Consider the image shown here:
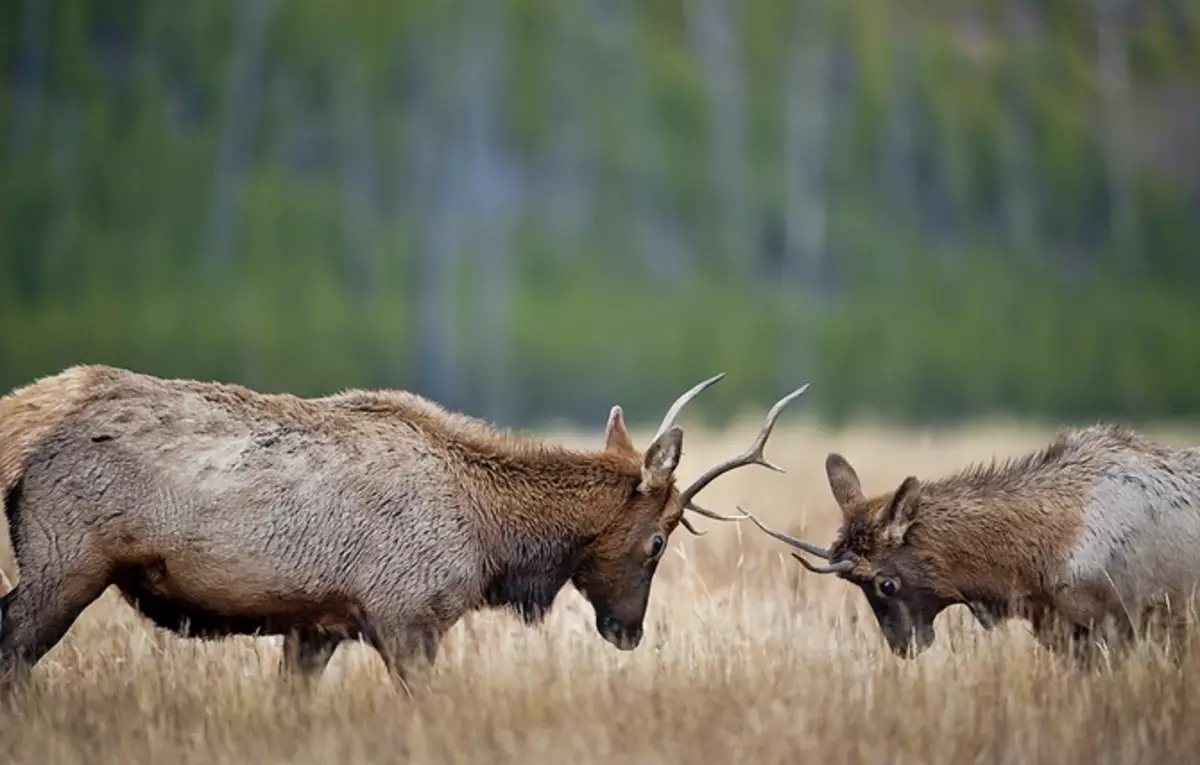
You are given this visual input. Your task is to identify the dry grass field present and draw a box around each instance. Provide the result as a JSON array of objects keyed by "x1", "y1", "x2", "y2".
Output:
[{"x1": 3, "y1": 420, "x2": 1200, "y2": 764}]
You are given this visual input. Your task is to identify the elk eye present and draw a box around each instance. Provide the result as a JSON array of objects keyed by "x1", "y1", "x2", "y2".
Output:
[
  {"x1": 649, "y1": 534, "x2": 665, "y2": 558},
  {"x1": 878, "y1": 578, "x2": 898, "y2": 598}
]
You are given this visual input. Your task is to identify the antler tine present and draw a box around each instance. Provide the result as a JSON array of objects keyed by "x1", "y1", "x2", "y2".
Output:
[
  {"x1": 685, "y1": 501, "x2": 746, "y2": 522},
  {"x1": 736, "y1": 506, "x2": 833, "y2": 560},
  {"x1": 652, "y1": 373, "x2": 726, "y2": 442},
  {"x1": 735, "y1": 507, "x2": 855, "y2": 575},
  {"x1": 676, "y1": 383, "x2": 811, "y2": 515},
  {"x1": 678, "y1": 516, "x2": 706, "y2": 536},
  {"x1": 673, "y1": 502, "x2": 745, "y2": 537},
  {"x1": 791, "y1": 553, "x2": 856, "y2": 576}
]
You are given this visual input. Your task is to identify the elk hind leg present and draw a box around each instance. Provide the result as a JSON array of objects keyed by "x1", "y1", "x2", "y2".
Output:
[{"x1": 0, "y1": 555, "x2": 112, "y2": 693}]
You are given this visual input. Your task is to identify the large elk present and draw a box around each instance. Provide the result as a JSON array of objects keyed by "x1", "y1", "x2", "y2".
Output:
[
  {"x1": 0, "y1": 365, "x2": 806, "y2": 691},
  {"x1": 741, "y1": 424, "x2": 1200, "y2": 662}
]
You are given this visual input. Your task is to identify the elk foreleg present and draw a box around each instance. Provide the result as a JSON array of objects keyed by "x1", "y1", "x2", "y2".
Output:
[
  {"x1": 1029, "y1": 610, "x2": 1094, "y2": 664},
  {"x1": 1029, "y1": 609, "x2": 1139, "y2": 670},
  {"x1": 279, "y1": 627, "x2": 342, "y2": 686},
  {"x1": 361, "y1": 616, "x2": 442, "y2": 697}
]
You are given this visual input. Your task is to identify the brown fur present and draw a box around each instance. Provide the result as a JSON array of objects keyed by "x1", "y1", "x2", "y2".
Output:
[
  {"x1": 812, "y1": 424, "x2": 1200, "y2": 661},
  {"x1": 0, "y1": 365, "x2": 701, "y2": 690}
]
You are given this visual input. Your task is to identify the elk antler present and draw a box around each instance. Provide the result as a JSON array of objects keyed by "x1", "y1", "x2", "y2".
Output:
[
  {"x1": 652, "y1": 372, "x2": 726, "y2": 442},
  {"x1": 674, "y1": 384, "x2": 811, "y2": 532},
  {"x1": 736, "y1": 506, "x2": 855, "y2": 575}
]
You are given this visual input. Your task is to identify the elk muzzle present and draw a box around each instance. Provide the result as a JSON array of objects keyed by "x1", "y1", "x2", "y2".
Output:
[
  {"x1": 880, "y1": 619, "x2": 937, "y2": 659},
  {"x1": 867, "y1": 591, "x2": 944, "y2": 659},
  {"x1": 572, "y1": 557, "x2": 654, "y2": 652},
  {"x1": 597, "y1": 613, "x2": 643, "y2": 651}
]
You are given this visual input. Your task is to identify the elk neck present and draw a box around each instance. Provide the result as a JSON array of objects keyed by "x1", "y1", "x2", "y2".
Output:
[
  {"x1": 456, "y1": 444, "x2": 642, "y2": 623},
  {"x1": 911, "y1": 483, "x2": 1085, "y2": 613}
]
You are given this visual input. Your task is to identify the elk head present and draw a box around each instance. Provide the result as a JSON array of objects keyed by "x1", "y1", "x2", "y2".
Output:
[
  {"x1": 572, "y1": 374, "x2": 809, "y2": 651},
  {"x1": 740, "y1": 453, "x2": 964, "y2": 659}
]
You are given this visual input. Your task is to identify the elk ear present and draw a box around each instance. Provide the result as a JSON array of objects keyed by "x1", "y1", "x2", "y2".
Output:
[
  {"x1": 639, "y1": 426, "x2": 683, "y2": 494},
  {"x1": 825, "y1": 453, "x2": 864, "y2": 512},
  {"x1": 603, "y1": 405, "x2": 637, "y2": 453},
  {"x1": 882, "y1": 476, "x2": 921, "y2": 543}
]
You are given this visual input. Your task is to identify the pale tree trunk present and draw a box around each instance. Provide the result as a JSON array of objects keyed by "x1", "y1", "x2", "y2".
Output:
[
  {"x1": 203, "y1": 0, "x2": 272, "y2": 277},
  {"x1": 541, "y1": 6, "x2": 593, "y2": 257},
  {"x1": 8, "y1": 0, "x2": 48, "y2": 157},
  {"x1": 409, "y1": 15, "x2": 464, "y2": 410},
  {"x1": 782, "y1": 0, "x2": 833, "y2": 289},
  {"x1": 929, "y1": 105, "x2": 967, "y2": 252},
  {"x1": 781, "y1": 0, "x2": 834, "y2": 397},
  {"x1": 880, "y1": 11, "x2": 919, "y2": 224},
  {"x1": 999, "y1": 1, "x2": 1040, "y2": 261},
  {"x1": 928, "y1": 9, "x2": 973, "y2": 253},
  {"x1": 410, "y1": 128, "x2": 464, "y2": 410},
  {"x1": 333, "y1": 47, "x2": 381, "y2": 298},
  {"x1": 12, "y1": 0, "x2": 81, "y2": 300},
  {"x1": 594, "y1": 0, "x2": 688, "y2": 283},
  {"x1": 1095, "y1": 0, "x2": 1141, "y2": 268},
  {"x1": 460, "y1": 0, "x2": 516, "y2": 424},
  {"x1": 685, "y1": 0, "x2": 754, "y2": 278},
  {"x1": 202, "y1": 0, "x2": 273, "y2": 386}
]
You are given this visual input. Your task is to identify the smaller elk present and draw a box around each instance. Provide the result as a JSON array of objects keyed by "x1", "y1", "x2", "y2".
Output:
[
  {"x1": 740, "y1": 424, "x2": 1200, "y2": 662},
  {"x1": 0, "y1": 365, "x2": 807, "y2": 692}
]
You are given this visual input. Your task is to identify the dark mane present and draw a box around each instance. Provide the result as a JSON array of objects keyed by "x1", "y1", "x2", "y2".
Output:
[{"x1": 482, "y1": 535, "x2": 587, "y2": 624}]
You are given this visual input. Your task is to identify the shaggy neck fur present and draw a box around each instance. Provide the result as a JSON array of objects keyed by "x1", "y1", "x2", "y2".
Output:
[
  {"x1": 909, "y1": 451, "x2": 1087, "y2": 617},
  {"x1": 459, "y1": 445, "x2": 641, "y2": 623}
]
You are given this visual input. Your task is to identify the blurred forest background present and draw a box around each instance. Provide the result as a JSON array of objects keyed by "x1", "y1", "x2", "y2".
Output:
[{"x1": 1, "y1": 0, "x2": 1198, "y2": 429}]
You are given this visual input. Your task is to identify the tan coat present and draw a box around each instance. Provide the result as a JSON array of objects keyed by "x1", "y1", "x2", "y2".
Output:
[{"x1": 0, "y1": 364, "x2": 737, "y2": 688}]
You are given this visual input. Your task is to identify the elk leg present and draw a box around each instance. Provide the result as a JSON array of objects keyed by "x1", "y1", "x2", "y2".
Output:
[
  {"x1": 1031, "y1": 611, "x2": 1128, "y2": 670},
  {"x1": 362, "y1": 618, "x2": 442, "y2": 696},
  {"x1": 1029, "y1": 611, "x2": 1093, "y2": 663},
  {"x1": 1135, "y1": 601, "x2": 1191, "y2": 662},
  {"x1": 280, "y1": 628, "x2": 341, "y2": 685},
  {"x1": 1163, "y1": 616, "x2": 1193, "y2": 666},
  {"x1": 0, "y1": 557, "x2": 111, "y2": 693}
]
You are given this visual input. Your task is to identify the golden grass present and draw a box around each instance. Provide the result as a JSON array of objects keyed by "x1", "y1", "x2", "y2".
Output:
[{"x1": 3, "y1": 421, "x2": 1200, "y2": 764}]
